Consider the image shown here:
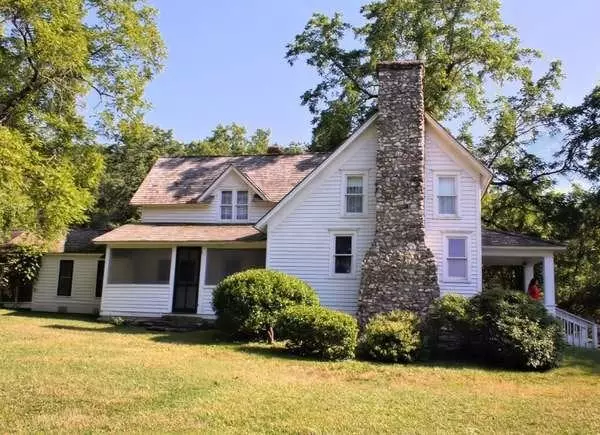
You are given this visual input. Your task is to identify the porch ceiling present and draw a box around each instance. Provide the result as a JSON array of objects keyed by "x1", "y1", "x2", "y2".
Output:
[{"x1": 93, "y1": 224, "x2": 265, "y2": 244}]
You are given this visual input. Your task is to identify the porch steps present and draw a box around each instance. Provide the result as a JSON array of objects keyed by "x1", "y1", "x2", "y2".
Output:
[{"x1": 129, "y1": 315, "x2": 212, "y2": 333}]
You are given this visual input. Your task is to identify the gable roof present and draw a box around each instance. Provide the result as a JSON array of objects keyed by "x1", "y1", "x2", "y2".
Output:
[
  {"x1": 255, "y1": 113, "x2": 491, "y2": 230},
  {"x1": 482, "y1": 228, "x2": 565, "y2": 249},
  {"x1": 130, "y1": 154, "x2": 330, "y2": 206}
]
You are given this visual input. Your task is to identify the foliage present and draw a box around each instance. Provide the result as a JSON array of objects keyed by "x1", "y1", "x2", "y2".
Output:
[
  {"x1": 423, "y1": 292, "x2": 564, "y2": 371},
  {"x1": 472, "y1": 290, "x2": 564, "y2": 371},
  {"x1": 277, "y1": 305, "x2": 358, "y2": 360},
  {"x1": 0, "y1": 0, "x2": 165, "y2": 239},
  {"x1": 212, "y1": 269, "x2": 319, "y2": 342},
  {"x1": 423, "y1": 294, "x2": 476, "y2": 359},
  {"x1": 90, "y1": 121, "x2": 186, "y2": 227},
  {"x1": 0, "y1": 244, "x2": 44, "y2": 303},
  {"x1": 187, "y1": 123, "x2": 271, "y2": 156},
  {"x1": 357, "y1": 310, "x2": 421, "y2": 363},
  {"x1": 286, "y1": 0, "x2": 539, "y2": 151}
]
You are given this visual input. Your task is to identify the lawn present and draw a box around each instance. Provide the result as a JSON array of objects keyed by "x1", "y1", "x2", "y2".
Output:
[{"x1": 0, "y1": 310, "x2": 598, "y2": 434}]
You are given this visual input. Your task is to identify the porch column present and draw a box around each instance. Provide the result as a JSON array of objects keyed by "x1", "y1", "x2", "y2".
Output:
[
  {"x1": 543, "y1": 255, "x2": 556, "y2": 314},
  {"x1": 523, "y1": 262, "x2": 534, "y2": 292}
]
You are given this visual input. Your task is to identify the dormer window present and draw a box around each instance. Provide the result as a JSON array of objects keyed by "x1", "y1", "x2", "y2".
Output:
[
  {"x1": 342, "y1": 172, "x2": 367, "y2": 216},
  {"x1": 220, "y1": 190, "x2": 248, "y2": 221},
  {"x1": 436, "y1": 175, "x2": 458, "y2": 217}
]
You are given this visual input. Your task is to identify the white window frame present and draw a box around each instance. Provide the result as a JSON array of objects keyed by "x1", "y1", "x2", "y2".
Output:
[
  {"x1": 434, "y1": 172, "x2": 460, "y2": 219},
  {"x1": 341, "y1": 171, "x2": 368, "y2": 217},
  {"x1": 443, "y1": 234, "x2": 470, "y2": 283},
  {"x1": 219, "y1": 189, "x2": 249, "y2": 222},
  {"x1": 329, "y1": 230, "x2": 357, "y2": 278}
]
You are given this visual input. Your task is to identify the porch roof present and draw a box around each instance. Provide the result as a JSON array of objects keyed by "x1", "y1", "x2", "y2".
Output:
[
  {"x1": 482, "y1": 228, "x2": 565, "y2": 249},
  {"x1": 93, "y1": 224, "x2": 265, "y2": 244}
]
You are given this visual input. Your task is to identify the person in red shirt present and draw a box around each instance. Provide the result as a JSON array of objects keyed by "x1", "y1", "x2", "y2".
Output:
[{"x1": 528, "y1": 278, "x2": 543, "y2": 301}]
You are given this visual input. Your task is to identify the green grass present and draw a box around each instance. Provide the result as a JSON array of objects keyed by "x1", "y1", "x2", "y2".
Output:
[{"x1": 0, "y1": 310, "x2": 599, "y2": 434}]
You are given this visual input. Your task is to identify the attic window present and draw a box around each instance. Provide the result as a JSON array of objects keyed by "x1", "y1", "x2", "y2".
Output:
[{"x1": 220, "y1": 190, "x2": 249, "y2": 221}]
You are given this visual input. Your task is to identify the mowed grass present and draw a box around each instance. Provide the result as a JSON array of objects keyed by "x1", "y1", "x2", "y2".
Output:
[{"x1": 0, "y1": 310, "x2": 599, "y2": 434}]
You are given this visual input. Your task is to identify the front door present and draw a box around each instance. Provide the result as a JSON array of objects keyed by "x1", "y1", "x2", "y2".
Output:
[{"x1": 172, "y1": 247, "x2": 202, "y2": 313}]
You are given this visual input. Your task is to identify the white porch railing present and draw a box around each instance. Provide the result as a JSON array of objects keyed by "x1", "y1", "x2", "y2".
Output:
[{"x1": 555, "y1": 308, "x2": 599, "y2": 349}]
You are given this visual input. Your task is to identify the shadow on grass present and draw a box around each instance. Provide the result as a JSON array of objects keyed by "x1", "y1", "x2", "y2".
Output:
[
  {"x1": 561, "y1": 347, "x2": 600, "y2": 375},
  {"x1": 3, "y1": 309, "x2": 98, "y2": 322}
]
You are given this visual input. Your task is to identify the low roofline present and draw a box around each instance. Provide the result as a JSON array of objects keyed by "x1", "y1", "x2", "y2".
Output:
[{"x1": 483, "y1": 245, "x2": 567, "y2": 252}]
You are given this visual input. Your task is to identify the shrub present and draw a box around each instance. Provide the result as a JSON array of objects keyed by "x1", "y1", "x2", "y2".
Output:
[
  {"x1": 357, "y1": 311, "x2": 421, "y2": 363},
  {"x1": 472, "y1": 290, "x2": 565, "y2": 371},
  {"x1": 423, "y1": 294, "x2": 479, "y2": 359},
  {"x1": 277, "y1": 305, "x2": 358, "y2": 360},
  {"x1": 212, "y1": 269, "x2": 318, "y2": 342}
]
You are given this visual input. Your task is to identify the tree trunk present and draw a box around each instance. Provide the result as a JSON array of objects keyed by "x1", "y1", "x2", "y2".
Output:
[{"x1": 267, "y1": 326, "x2": 275, "y2": 344}]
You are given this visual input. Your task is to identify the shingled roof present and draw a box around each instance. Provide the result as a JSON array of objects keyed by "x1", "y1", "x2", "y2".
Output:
[
  {"x1": 130, "y1": 154, "x2": 330, "y2": 206},
  {"x1": 482, "y1": 228, "x2": 565, "y2": 248},
  {"x1": 4, "y1": 229, "x2": 108, "y2": 253}
]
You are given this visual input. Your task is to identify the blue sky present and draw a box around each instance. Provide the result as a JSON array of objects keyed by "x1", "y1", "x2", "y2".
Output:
[{"x1": 142, "y1": 0, "x2": 600, "y2": 147}]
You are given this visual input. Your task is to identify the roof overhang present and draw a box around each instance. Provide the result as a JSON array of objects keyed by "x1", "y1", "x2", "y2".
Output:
[
  {"x1": 93, "y1": 224, "x2": 266, "y2": 245},
  {"x1": 197, "y1": 165, "x2": 271, "y2": 203},
  {"x1": 255, "y1": 115, "x2": 377, "y2": 230},
  {"x1": 425, "y1": 113, "x2": 493, "y2": 192}
]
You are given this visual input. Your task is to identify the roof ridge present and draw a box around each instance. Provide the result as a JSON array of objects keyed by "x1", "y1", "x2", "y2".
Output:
[{"x1": 156, "y1": 152, "x2": 331, "y2": 159}]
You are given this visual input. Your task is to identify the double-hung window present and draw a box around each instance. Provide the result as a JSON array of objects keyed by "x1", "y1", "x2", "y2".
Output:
[
  {"x1": 57, "y1": 260, "x2": 74, "y2": 296},
  {"x1": 446, "y1": 236, "x2": 468, "y2": 281},
  {"x1": 343, "y1": 173, "x2": 366, "y2": 216},
  {"x1": 436, "y1": 175, "x2": 458, "y2": 216},
  {"x1": 332, "y1": 234, "x2": 354, "y2": 275},
  {"x1": 220, "y1": 190, "x2": 249, "y2": 221}
]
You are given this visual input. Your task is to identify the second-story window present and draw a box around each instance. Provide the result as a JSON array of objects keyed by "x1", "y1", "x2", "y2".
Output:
[
  {"x1": 236, "y1": 191, "x2": 248, "y2": 220},
  {"x1": 221, "y1": 190, "x2": 249, "y2": 221},
  {"x1": 436, "y1": 175, "x2": 458, "y2": 216}
]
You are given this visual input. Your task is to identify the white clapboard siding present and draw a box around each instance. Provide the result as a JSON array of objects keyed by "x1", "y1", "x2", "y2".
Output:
[
  {"x1": 100, "y1": 284, "x2": 172, "y2": 317},
  {"x1": 199, "y1": 285, "x2": 216, "y2": 318},
  {"x1": 424, "y1": 127, "x2": 482, "y2": 297},
  {"x1": 31, "y1": 254, "x2": 103, "y2": 314},
  {"x1": 266, "y1": 126, "x2": 377, "y2": 314},
  {"x1": 141, "y1": 171, "x2": 273, "y2": 224}
]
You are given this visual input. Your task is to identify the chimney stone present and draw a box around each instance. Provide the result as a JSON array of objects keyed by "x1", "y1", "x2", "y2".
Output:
[{"x1": 357, "y1": 60, "x2": 440, "y2": 325}]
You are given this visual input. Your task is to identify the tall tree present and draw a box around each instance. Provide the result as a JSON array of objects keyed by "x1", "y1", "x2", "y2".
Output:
[
  {"x1": 286, "y1": 0, "x2": 538, "y2": 151},
  {"x1": 187, "y1": 123, "x2": 271, "y2": 156},
  {"x1": 91, "y1": 121, "x2": 185, "y2": 228},
  {"x1": 0, "y1": 0, "x2": 165, "y2": 240}
]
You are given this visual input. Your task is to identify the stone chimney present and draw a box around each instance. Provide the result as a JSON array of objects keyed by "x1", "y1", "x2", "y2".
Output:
[{"x1": 357, "y1": 61, "x2": 440, "y2": 325}]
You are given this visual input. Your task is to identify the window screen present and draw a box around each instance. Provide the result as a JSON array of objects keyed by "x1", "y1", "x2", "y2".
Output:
[
  {"x1": 345, "y1": 176, "x2": 364, "y2": 213},
  {"x1": 108, "y1": 249, "x2": 172, "y2": 284},
  {"x1": 447, "y1": 237, "x2": 467, "y2": 279},
  {"x1": 438, "y1": 176, "x2": 457, "y2": 215},
  {"x1": 57, "y1": 260, "x2": 74, "y2": 296},
  {"x1": 205, "y1": 249, "x2": 266, "y2": 285}
]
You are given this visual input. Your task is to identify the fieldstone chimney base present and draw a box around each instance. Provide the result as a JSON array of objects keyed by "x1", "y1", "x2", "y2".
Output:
[{"x1": 358, "y1": 61, "x2": 440, "y2": 326}]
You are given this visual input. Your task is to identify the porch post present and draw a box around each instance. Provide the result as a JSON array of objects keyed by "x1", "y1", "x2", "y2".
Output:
[
  {"x1": 543, "y1": 255, "x2": 556, "y2": 314},
  {"x1": 523, "y1": 262, "x2": 534, "y2": 292}
]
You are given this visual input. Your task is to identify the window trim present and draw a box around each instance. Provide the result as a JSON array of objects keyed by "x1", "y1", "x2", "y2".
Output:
[
  {"x1": 56, "y1": 259, "x2": 74, "y2": 297},
  {"x1": 434, "y1": 172, "x2": 460, "y2": 219},
  {"x1": 329, "y1": 230, "x2": 357, "y2": 278},
  {"x1": 341, "y1": 171, "x2": 368, "y2": 217},
  {"x1": 219, "y1": 189, "x2": 250, "y2": 222},
  {"x1": 443, "y1": 234, "x2": 470, "y2": 283}
]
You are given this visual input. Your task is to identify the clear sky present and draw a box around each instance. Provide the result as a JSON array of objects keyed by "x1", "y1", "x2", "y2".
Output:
[{"x1": 143, "y1": 0, "x2": 600, "y2": 146}]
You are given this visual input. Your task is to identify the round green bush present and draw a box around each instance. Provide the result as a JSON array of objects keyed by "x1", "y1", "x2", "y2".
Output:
[
  {"x1": 212, "y1": 269, "x2": 319, "y2": 341},
  {"x1": 357, "y1": 310, "x2": 422, "y2": 363},
  {"x1": 472, "y1": 290, "x2": 565, "y2": 371},
  {"x1": 277, "y1": 305, "x2": 358, "y2": 360}
]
